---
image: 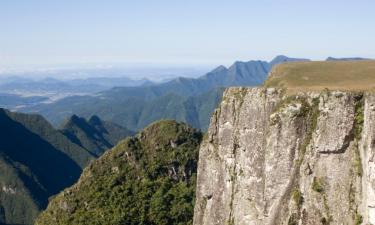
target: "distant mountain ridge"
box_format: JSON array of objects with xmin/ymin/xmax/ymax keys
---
[
  {"xmin": 326, "ymin": 56, "xmax": 371, "ymax": 61},
  {"xmin": 60, "ymin": 115, "xmax": 134, "ymax": 157},
  {"xmin": 23, "ymin": 55, "xmax": 309, "ymax": 131},
  {"xmin": 270, "ymin": 55, "xmax": 311, "ymax": 66},
  {"xmin": 0, "ymin": 109, "xmax": 132, "ymax": 225}
]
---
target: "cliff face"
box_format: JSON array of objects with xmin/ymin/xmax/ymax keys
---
[{"xmin": 194, "ymin": 87, "xmax": 375, "ymax": 225}]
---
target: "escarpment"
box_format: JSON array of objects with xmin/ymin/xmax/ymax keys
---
[{"xmin": 194, "ymin": 87, "xmax": 375, "ymax": 225}]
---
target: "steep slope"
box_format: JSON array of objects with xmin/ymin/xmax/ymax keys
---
[
  {"xmin": 134, "ymin": 88, "xmax": 225, "ymax": 130},
  {"xmin": 0, "ymin": 109, "xmax": 94, "ymax": 225},
  {"xmin": 194, "ymin": 61, "xmax": 375, "ymax": 225},
  {"xmin": 24, "ymin": 56, "xmax": 307, "ymax": 131},
  {"xmin": 60, "ymin": 115, "xmax": 134, "ymax": 157},
  {"xmin": 0, "ymin": 154, "xmax": 42, "ymax": 225},
  {"xmin": 2, "ymin": 109, "xmax": 93, "ymax": 168},
  {"xmin": 36, "ymin": 120, "xmax": 202, "ymax": 225}
]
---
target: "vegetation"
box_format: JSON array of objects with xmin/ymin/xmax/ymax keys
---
[
  {"xmin": 292, "ymin": 189, "xmax": 303, "ymax": 207},
  {"xmin": 353, "ymin": 95, "xmax": 364, "ymax": 176},
  {"xmin": 355, "ymin": 213, "xmax": 363, "ymax": 225},
  {"xmin": 288, "ymin": 213, "xmax": 298, "ymax": 225},
  {"xmin": 0, "ymin": 155, "xmax": 41, "ymax": 225},
  {"xmin": 36, "ymin": 120, "xmax": 202, "ymax": 225},
  {"xmin": 31, "ymin": 87, "xmax": 225, "ymax": 132},
  {"xmin": 26, "ymin": 58, "xmax": 281, "ymax": 131},
  {"xmin": 354, "ymin": 95, "xmax": 365, "ymax": 139},
  {"xmin": 264, "ymin": 60, "xmax": 375, "ymax": 93},
  {"xmin": 0, "ymin": 109, "xmax": 96, "ymax": 225},
  {"xmin": 61, "ymin": 114, "xmax": 134, "ymax": 157},
  {"xmin": 312, "ymin": 177, "xmax": 325, "ymax": 193}
]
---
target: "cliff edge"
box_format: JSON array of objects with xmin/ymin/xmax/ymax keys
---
[{"xmin": 194, "ymin": 61, "xmax": 375, "ymax": 225}]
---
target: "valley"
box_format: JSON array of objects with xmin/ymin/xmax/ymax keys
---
[{"xmin": 1, "ymin": 59, "xmax": 375, "ymax": 225}]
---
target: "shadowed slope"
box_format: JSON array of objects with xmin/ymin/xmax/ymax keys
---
[
  {"xmin": 0, "ymin": 109, "xmax": 87, "ymax": 225},
  {"xmin": 60, "ymin": 115, "xmax": 134, "ymax": 157}
]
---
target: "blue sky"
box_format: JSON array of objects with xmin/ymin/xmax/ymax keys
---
[{"xmin": 1, "ymin": 0, "xmax": 374, "ymax": 68}]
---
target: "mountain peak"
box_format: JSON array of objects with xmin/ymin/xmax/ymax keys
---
[
  {"xmin": 69, "ymin": 114, "xmax": 81, "ymax": 121},
  {"xmin": 88, "ymin": 115, "xmax": 102, "ymax": 126},
  {"xmin": 139, "ymin": 120, "xmax": 198, "ymax": 147},
  {"xmin": 62, "ymin": 114, "xmax": 88, "ymax": 129},
  {"xmin": 232, "ymin": 60, "xmax": 247, "ymax": 66},
  {"xmin": 60, "ymin": 114, "xmax": 134, "ymax": 157},
  {"xmin": 211, "ymin": 65, "xmax": 227, "ymax": 73}
]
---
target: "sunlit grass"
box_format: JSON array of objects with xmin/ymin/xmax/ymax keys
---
[{"xmin": 264, "ymin": 60, "xmax": 375, "ymax": 93}]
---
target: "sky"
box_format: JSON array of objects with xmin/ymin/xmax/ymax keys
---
[{"xmin": 1, "ymin": 0, "xmax": 375, "ymax": 69}]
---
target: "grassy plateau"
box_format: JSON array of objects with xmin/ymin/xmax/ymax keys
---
[{"xmin": 264, "ymin": 60, "xmax": 375, "ymax": 93}]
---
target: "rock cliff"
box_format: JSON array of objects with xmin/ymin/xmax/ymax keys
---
[{"xmin": 194, "ymin": 87, "xmax": 375, "ymax": 225}]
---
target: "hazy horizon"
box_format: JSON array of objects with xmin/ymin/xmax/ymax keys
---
[{"xmin": 1, "ymin": 0, "xmax": 374, "ymax": 70}]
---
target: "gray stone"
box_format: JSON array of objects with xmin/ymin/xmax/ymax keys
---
[{"xmin": 194, "ymin": 87, "xmax": 374, "ymax": 225}]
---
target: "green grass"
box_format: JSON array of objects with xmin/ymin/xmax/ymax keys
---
[{"xmin": 264, "ymin": 60, "xmax": 375, "ymax": 93}]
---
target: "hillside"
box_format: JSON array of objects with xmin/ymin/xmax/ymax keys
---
[
  {"xmin": 23, "ymin": 56, "xmax": 308, "ymax": 131},
  {"xmin": 0, "ymin": 109, "xmax": 92, "ymax": 225},
  {"xmin": 0, "ymin": 110, "xmax": 132, "ymax": 225},
  {"xmin": 60, "ymin": 115, "xmax": 134, "ymax": 157},
  {"xmin": 265, "ymin": 60, "xmax": 375, "ymax": 93},
  {"xmin": 36, "ymin": 120, "xmax": 202, "ymax": 225},
  {"xmin": 2, "ymin": 109, "xmax": 94, "ymax": 168}
]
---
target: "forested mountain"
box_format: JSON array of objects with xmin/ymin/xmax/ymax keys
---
[
  {"xmin": 60, "ymin": 115, "xmax": 134, "ymax": 157},
  {"xmin": 0, "ymin": 109, "xmax": 131, "ymax": 225},
  {"xmin": 24, "ymin": 56, "xmax": 308, "ymax": 131},
  {"xmin": 36, "ymin": 120, "xmax": 202, "ymax": 225}
]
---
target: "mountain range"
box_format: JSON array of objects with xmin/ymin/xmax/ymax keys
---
[
  {"xmin": 2, "ymin": 56, "xmax": 372, "ymax": 225},
  {"xmin": 23, "ymin": 55, "xmax": 309, "ymax": 131},
  {"xmin": 60, "ymin": 114, "xmax": 134, "ymax": 157},
  {"xmin": 36, "ymin": 120, "xmax": 202, "ymax": 225},
  {"xmin": 34, "ymin": 59, "xmax": 375, "ymax": 225},
  {"xmin": 0, "ymin": 109, "xmax": 131, "ymax": 225}
]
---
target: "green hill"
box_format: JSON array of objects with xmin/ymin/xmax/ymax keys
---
[
  {"xmin": 0, "ymin": 109, "xmax": 92, "ymax": 225},
  {"xmin": 265, "ymin": 60, "xmax": 375, "ymax": 93},
  {"xmin": 0, "ymin": 109, "xmax": 133, "ymax": 225},
  {"xmin": 36, "ymin": 120, "xmax": 202, "ymax": 225},
  {"xmin": 60, "ymin": 115, "xmax": 134, "ymax": 157}
]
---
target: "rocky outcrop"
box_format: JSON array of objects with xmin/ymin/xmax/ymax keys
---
[{"xmin": 194, "ymin": 87, "xmax": 375, "ymax": 225}]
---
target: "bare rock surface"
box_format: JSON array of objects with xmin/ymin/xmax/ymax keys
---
[{"xmin": 194, "ymin": 87, "xmax": 374, "ymax": 225}]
